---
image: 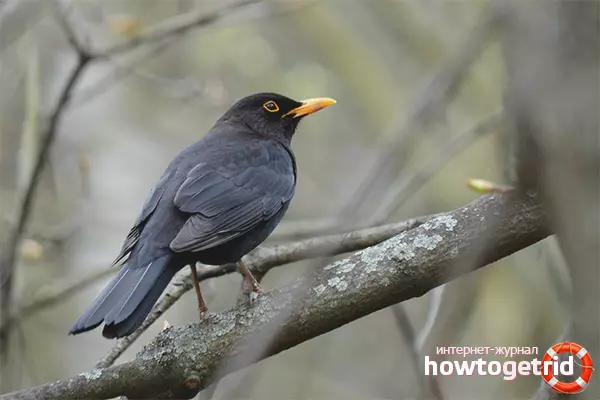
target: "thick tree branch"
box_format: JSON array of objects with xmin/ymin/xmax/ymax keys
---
[
  {"xmin": 3, "ymin": 192, "xmax": 551, "ymax": 400},
  {"xmin": 95, "ymin": 215, "xmax": 431, "ymax": 368}
]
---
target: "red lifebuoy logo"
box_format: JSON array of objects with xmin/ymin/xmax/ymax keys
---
[{"xmin": 542, "ymin": 342, "xmax": 594, "ymax": 394}]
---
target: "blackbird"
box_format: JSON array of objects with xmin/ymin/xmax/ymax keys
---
[{"xmin": 70, "ymin": 93, "xmax": 335, "ymax": 338}]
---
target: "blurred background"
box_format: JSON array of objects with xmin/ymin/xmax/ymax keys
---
[{"xmin": 0, "ymin": 0, "xmax": 571, "ymax": 399}]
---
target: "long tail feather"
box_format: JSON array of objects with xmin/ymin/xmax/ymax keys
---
[
  {"xmin": 69, "ymin": 255, "xmax": 176, "ymax": 337},
  {"xmin": 102, "ymin": 265, "xmax": 176, "ymax": 338}
]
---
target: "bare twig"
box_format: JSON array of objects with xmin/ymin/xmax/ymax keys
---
[
  {"xmin": 0, "ymin": 0, "xmax": 47, "ymax": 55},
  {"xmin": 74, "ymin": 0, "xmax": 311, "ymax": 108},
  {"xmin": 95, "ymin": 215, "xmax": 431, "ymax": 368},
  {"xmin": 3, "ymin": 267, "xmax": 115, "ymax": 330},
  {"xmin": 372, "ymin": 113, "xmax": 503, "ymax": 224},
  {"xmin": 92, "ymin": 0, "xmax": 263, "ymax": 58},
  {"xmin": 414, "ymin": 285, "xmax": 446, "ymax": 354},
  {"xmin": 51, "ymin": 0, "xmax": 89, "ymax": 56},
  {"xmin": 73, "ymin": 39, "xmax": 175, "ymax": 107},
  {"xmin": 341, "ymin": 6, "xmax": 499, "ymax": 218},
  {"xmin": 270, "ymin": 218, "xmax": 341, "ymax": 242},
  {"xmin": 390, "ymin": 284, "xmax": 447, "ymax": 400},
  {"xmin": 3, "ymin": 192, "xmax": 552, "ymax": 400},
  {"xmin": 1, "ymin": 7, "xmax": 93, "ymax": 373},
  {"xmin": 390, "ymin": 305, "xmax": 444, "ymax": 400},
  {"xmin": 0, "ymin": 54, "xmax": 90, "ymax": 368}
]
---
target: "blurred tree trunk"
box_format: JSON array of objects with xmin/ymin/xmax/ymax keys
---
[{"xmin": 499, "ymin": 2, "xmax": 599, "ymax": 398}]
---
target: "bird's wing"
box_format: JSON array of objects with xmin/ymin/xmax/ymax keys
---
[
  {"xmin": 170, "ymin": 142, "xmax": 295, "ymax": 253},
  {"xmin": 111, "ymin": 172, "xmax": 171, "ymax": 266}
]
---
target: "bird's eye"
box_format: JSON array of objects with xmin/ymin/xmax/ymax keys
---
[{"xmin": 263, "ymin": 101, "xmax": 279, "ymax": 113}]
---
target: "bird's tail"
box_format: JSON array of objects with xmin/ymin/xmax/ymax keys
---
[{"xmin": 69, "ymin": 255, "xmax": 176, "ymax": 338}]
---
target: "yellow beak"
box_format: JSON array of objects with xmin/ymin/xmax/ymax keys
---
[{"xmin": 282, "ymin": 97, "xmax": 337, "ymax": 119}]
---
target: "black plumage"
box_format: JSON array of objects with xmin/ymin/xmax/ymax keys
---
[{"xmin": 69, "ymin": 93, "xmax": 335, "ymax": 338}]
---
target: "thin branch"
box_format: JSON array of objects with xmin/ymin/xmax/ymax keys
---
[
  {"xmin": 390, "ymin": 305, "xmax": 444, "ymax": 400},
  {"xmin": 415, "ymin": 285, "xmax": 446, "ymax": 354},
  {"xmin": 270, "ymin": 218, "xmax": 341, "ymax": 242},
  {"xmin": 0, "ymin": 0, "xmax": 46, "ymax": 56},
  {"xmin": 51, "ymin": 0, "xmax": 89, "ymax": 56},
  {"xmin": 1, "ymin": 3, "xmax": 93, "ymax": 380},
  {"xmin": 340, "ymin": 6, "xmax": 499, "ymax": 217},
  {"xmin": 372, "ymin": 113, "xmax": 503, "ymax": 224},
  {"xmin": 0, "ymin": 54, "xmax": 90, "ymax": 366},
  {"xmin": 95, "ymin": 215, "xmax": 431, "ymax": 368},
  {"xmin": 92, "ymin": 0, "xmax": 264, "ymax": 58},
  {"xmin": 3, "ymin": 267, "xmax": 115, "ymax": 330},
  {"xmin": 73, "ymin": 38, "xmax": 176, "ymax": 107},
  {"xmin": 3, "ymin": 192, "xmax": 552, "ymax": 400},
  {"xmin": 73, "ymin": 0, "xmax": 306, "ymax": 108}
]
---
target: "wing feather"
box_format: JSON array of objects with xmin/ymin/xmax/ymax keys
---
[
  {"xmin": 170, "ymin": 141, "xmax": 295, "ymax": 253},
  {"xmin": 111, "ymin": 172, "xmax": 171, "ymax": 266}
]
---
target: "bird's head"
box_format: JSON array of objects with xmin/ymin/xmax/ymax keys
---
[{"xmin": 219, "ymin": 93, "xmax": 336, "ymax": 143}]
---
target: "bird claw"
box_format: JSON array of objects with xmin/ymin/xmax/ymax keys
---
[
  {"xmin": 199, "ymin": 310, "xmax": 215, "ymax": 322},
  {"xmin": 248, "ymin": 289, "xmax": 262, "ymax": 306}
]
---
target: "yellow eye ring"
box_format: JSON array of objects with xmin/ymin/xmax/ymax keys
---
[{"xmin": 263, "ymin": 101, "xmax": 279, "ymax": 113}]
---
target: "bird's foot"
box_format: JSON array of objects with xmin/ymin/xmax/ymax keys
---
[
  {"xmin": 241, "ymin": 272, "xmax": 263, "ymax": 306},
  {"xmin": 247, "ymin": 285, "xmax": 263, "ymax": 306},
  {"xmin": 199, "ymin": 310, "xmax": 216, "ymax": 322}
]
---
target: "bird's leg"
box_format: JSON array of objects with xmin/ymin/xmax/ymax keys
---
[
  {"xmin": 189, "ymin": 264, "xmax": 210, "ymax": 320},
  {"xmin": 238, "ymin": 261, "xmax": 262, "ymax": 305}
]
